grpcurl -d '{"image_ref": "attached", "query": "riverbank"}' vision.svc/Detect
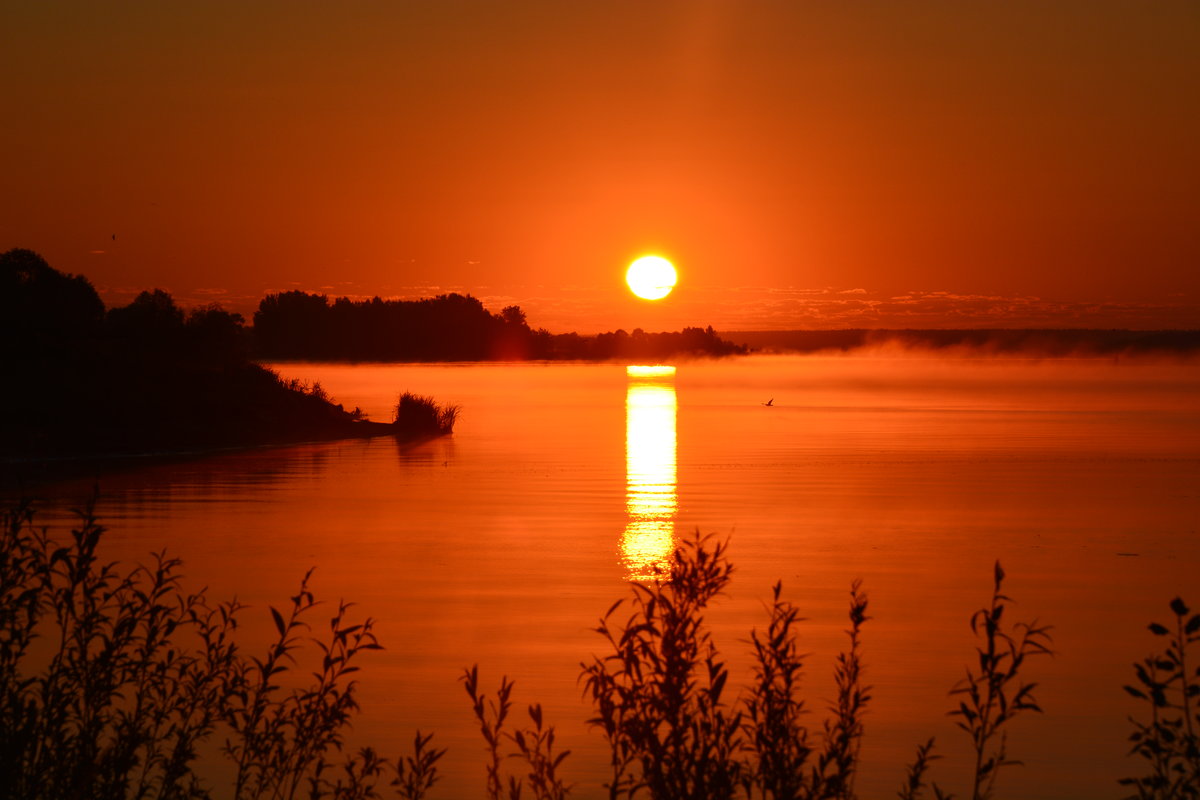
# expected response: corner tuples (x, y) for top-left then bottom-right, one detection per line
(0, 417), (443, 489)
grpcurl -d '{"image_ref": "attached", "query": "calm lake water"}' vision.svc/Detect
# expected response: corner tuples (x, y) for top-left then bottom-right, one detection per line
(22, 355), (1200, 798)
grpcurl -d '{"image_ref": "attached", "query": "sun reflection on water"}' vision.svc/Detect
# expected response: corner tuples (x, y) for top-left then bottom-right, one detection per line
(623, 365), (677, 580)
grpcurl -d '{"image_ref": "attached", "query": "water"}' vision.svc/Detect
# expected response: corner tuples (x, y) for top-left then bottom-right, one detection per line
(20, 354), (1200, 798)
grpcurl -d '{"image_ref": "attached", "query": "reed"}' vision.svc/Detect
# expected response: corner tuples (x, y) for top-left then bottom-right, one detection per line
(1120, 596), (1200, 799)
(0, 501), (443, 800)
(582, 534), (1055, 800)
(394, 391), (461, 435)
(741, 580), (812, 798)
(738, 575), (873, 800)
(9, 502), (1196, 800)
(393, 731), (447, 800)
(944, 561), (1054, 800)
(0, 499), (241, 799)
(581, 532), (741, 800)
(463, 666), (571, 800)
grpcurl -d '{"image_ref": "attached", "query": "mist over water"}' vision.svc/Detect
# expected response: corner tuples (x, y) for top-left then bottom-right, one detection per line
(22, 354), (1200, 799)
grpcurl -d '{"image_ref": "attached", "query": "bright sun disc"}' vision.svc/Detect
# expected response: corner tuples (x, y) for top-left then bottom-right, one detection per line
(626, 256), (677, 300)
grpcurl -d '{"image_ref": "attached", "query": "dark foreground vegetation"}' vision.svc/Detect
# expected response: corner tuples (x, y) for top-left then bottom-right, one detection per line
(727, 329), (1200, 357)
(393, 392), (460, 438)
(253, 290), (746, 361)
(0, 249), (455, 471)
(2, 503), (1196, 800)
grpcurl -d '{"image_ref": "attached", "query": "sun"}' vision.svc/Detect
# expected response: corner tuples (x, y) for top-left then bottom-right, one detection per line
(626, 256), (677, 300)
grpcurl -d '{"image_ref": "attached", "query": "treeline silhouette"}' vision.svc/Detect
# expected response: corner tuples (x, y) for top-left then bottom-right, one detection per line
(728, 328), (1200, 356)
(0, 249), (391, 467)
(253, 290), (746, 361)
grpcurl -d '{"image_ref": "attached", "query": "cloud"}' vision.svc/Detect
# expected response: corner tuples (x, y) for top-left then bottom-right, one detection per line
(642, 286), (1200, 332)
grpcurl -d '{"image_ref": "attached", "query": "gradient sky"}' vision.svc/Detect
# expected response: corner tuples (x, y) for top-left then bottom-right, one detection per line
(3, 2), (1198, 331)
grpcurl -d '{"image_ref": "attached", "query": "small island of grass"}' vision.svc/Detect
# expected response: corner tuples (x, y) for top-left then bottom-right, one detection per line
(393, 391), (460, 438)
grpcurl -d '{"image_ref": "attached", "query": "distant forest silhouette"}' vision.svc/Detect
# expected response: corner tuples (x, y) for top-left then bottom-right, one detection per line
(253, 290), (746, 361)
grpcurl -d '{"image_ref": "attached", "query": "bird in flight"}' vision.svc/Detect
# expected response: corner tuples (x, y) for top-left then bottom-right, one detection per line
(762, 398), (774, 407)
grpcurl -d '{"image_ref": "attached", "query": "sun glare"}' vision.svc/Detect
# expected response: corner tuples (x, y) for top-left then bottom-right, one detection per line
(624, 366), (677, 580)
(626, 256), (677, 300)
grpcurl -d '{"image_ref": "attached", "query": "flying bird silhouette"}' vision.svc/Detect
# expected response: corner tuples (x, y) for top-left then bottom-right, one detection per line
(762, 398), (774, 407)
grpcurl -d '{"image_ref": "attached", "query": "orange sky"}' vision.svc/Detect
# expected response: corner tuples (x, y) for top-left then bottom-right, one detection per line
(3, 2), (1198, 331)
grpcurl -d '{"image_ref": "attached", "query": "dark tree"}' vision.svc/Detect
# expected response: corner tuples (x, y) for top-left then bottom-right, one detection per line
(107, 289), (184, 334)
(500, 305), (527, 327)
(0, 248), (105, 358)
(254, 291), (331, 358)
(185, 304), (249, 366)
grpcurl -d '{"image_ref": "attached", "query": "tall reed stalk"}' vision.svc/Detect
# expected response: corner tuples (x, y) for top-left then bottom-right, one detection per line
(945, 561), (1053, 800)
(463, 666), (571, 800)
(1121, 597), (1200, 799)
(581, 533), (741, 800)
(740, 579), (872, 800)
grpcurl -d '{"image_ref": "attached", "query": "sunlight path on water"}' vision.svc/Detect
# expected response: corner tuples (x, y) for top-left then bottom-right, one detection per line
(624, 365), (677, 581)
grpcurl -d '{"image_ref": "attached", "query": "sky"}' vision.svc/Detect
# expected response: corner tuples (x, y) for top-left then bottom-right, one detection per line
(3, 1), (1198, 332)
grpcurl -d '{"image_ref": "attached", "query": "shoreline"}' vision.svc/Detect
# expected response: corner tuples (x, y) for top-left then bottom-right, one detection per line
(0, 420), (443, 490)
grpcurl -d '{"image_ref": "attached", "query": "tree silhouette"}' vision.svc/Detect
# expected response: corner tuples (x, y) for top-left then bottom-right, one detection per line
(0, 251), (384, 465)
(254, 290), (332, 359)
(0, 248), (104, 359)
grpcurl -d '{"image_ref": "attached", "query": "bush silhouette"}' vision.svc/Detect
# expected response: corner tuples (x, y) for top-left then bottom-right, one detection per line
(0, 248), (105, 359)
(12, 503), (1198, 799)
(393, 392), (460, 436)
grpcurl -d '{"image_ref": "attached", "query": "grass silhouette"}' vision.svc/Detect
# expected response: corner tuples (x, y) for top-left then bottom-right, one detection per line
(1, 504), (1192, 798)
(394, 392), (461, 437)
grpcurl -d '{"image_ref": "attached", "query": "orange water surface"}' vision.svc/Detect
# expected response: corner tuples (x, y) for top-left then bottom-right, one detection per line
(24, 355), (1200, 799)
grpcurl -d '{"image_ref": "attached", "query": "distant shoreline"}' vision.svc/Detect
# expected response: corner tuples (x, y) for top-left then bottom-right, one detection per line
(723, 328), (1200, 356)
